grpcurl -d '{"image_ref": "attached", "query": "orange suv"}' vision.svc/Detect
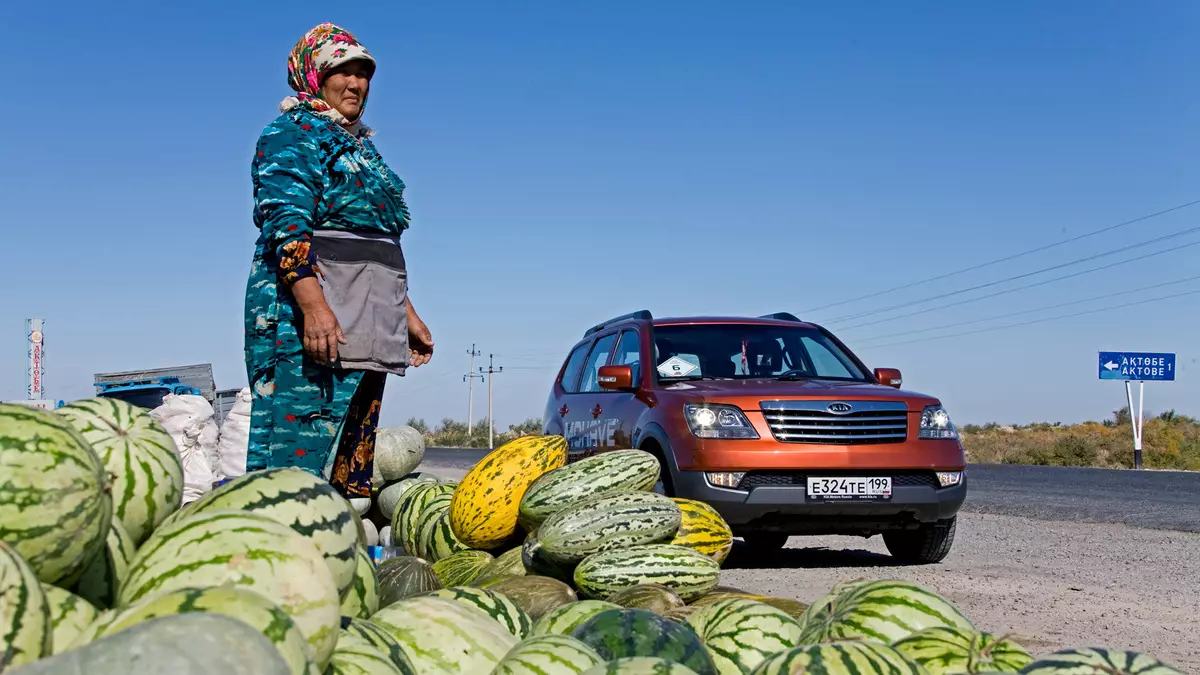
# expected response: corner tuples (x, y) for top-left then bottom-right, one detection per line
(541, 310), (967, 564)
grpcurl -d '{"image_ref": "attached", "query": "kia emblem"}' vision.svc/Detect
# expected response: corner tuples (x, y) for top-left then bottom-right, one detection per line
(827, 402), (853, 414)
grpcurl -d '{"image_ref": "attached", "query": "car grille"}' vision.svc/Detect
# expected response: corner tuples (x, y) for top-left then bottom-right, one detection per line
(759, 400), (909, 445)
(739, 470), (937, 490)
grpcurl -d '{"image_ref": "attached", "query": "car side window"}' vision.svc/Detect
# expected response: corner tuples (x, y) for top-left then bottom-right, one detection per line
(559, 342), (592, 393)
(578, 333), (618, 393)
(612, 330), (641, 383)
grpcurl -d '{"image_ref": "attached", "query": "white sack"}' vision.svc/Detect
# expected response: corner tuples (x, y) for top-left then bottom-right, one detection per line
(216, 387), (253, 481)
(150, 394), (219, 504)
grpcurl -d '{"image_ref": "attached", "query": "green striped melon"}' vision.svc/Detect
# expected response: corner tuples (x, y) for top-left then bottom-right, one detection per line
(519, 449), (661, 530)
(427, 586), (533, 638)
(94, 585), (317, 675)
(394, 481), (455, 556)
(538, 491), (682, 565)
(370, 595), (520, 674)
(341, 617), (417, 673)
(475, 545), (527, 585)
(488, 575), (579, 620)
(377, 473), (437, 522)
(689, 590), (766, 608)
(432, 549), (493, 587)
(56, 397), (184, 544)
(1, 540), (50, 668)
(606, 584), (684, 615)
(669, 498), (733, 564)
(522, 530), (577, 582)
(414, 493), (469, 561)
(160, 467), (360, 600)
(574, 544), (720, 602)
(686, 598), (801, 675)
(40, 584), (98, 656)
(569, 607), (717, 675)
(531, 600), (621, 636)
(662, 605), (700, 623)
(62, 608), (117, 652)
(0, 404), (112, 585)
(118, 509), (341, 669)
(797, 579), (974, 645)
(580, 657), (701, 674)
(493, 633), (604, 675)
(752, 641), (925, 674)
(326, 630), (405, 675)
(892, 625), (1033, 673)
(758, 597), (808, 620)
(341, 545), (380, 619)
(376, 556), (441, 608)
(69, 515), (136, 609)
(1020, 648), (1185, 675)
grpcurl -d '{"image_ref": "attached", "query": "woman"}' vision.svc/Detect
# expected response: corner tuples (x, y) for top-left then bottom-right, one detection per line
(244, 22), (433, 498)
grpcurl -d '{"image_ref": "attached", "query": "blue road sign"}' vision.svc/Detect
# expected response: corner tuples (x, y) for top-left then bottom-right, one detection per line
(1098, 351), (1176, 381)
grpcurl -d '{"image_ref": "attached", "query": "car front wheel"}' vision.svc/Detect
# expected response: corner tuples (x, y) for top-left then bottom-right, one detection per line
(741, 532), (789, 552)
(882, 516), (956, 564)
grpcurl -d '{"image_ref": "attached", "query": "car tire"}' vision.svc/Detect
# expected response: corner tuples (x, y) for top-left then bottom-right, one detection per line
(741, 533), (789, 552)
(882, 516), (956, 564)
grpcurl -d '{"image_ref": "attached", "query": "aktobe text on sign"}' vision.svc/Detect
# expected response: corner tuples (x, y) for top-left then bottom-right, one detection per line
(1098, 352), (1176, 382)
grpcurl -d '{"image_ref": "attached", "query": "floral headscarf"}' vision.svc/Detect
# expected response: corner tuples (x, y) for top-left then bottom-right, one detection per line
(280, 22), (376, 127)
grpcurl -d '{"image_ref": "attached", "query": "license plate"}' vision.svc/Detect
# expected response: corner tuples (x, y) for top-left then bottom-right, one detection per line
(806, 476), (892, 501)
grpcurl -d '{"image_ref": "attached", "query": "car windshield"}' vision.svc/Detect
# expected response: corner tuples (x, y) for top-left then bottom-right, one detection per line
(98, 387), (170, 410)
(651, 323), (870, 382)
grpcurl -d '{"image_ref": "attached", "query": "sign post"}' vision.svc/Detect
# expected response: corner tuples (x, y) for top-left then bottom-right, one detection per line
(1098, 351), (1176, 469)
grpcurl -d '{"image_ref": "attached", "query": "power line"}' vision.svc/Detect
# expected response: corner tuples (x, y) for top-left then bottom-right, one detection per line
(823, 224), (1200, 325)
(853, 274), (1200, 343)
(802, 198), (1200, 313)
(835, 238), (1200, 331)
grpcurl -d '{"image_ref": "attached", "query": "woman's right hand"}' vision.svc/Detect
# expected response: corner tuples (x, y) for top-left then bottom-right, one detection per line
(302, 306), (346, 365)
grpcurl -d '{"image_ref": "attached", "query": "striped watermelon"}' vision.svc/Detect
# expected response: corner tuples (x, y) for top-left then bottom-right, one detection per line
(1020, 648), (1185, 675)
(493, 634), (604, 675)
(580, 657), (701, 674)
(475, 545), (527, 586)
(40, 584), (98, 656)
(686, 598), (801, 675)
(94, 585), (318, 675)
(606, 584), (684, 615)
(518, 449), (661, 530)
(370, 595), (520, 673)
(662, 605), (700, 623)
(450, 435), (568, 549)
(0, 404), (112, 585)
(751, 641), (926, 675)
(797, 579), (974, 645)
(56, 397), (184, 544)
(758, 597), (808, 620)
(433, 549), (494, 588)
(569, 607), (717, 675)
(376, 556), (442, 607)
(427, 586), (533, 638)
(522, 530), (576, 582)
(538, 491), (682, 565)
(160, 467), (360, 599)
(488, 575), (579, 620)
(341, 617), (417, 673)
(415, 493), (470, 561)
(394, 481), (455, 556)
(118, 509), (341, 669)
(60, 608), (117, 652)
(531, 600), (621, 636)
(69, 515), (136, 609)
(1, 540), (50, 668)
(573, 544), (720, 602)
(669, 498), (733, 564)
(377, 473), (437, 522)
(892, 626), (1033, 673)
(326, 630), (405, 675)
(341, 545), (380, 619)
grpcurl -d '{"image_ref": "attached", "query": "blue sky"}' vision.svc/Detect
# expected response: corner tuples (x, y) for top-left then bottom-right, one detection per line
(1, 1), (1197, 429)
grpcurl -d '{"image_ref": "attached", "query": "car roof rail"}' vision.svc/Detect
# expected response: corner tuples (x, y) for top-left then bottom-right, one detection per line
(584, 310), (653, 337)
(758, 312), (802, 322)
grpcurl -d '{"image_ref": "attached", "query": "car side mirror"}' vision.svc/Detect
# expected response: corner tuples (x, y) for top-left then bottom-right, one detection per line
(598, 365), (635, 391)
(874, 367), (903, 388)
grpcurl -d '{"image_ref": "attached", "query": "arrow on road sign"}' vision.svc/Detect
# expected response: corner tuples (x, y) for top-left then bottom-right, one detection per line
(1104, 361), (1119, 371)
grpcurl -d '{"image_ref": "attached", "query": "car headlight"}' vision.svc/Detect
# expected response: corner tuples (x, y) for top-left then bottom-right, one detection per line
(684, 404), (759, 439)
(919, 405), (958, 440)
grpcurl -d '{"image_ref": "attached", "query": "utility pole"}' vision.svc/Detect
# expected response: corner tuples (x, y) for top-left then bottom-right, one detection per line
(464, 344), (483, 434)
(480, 354), (503, 449)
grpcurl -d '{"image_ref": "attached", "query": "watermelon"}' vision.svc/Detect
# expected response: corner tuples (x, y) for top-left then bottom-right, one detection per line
(662, 605), (700, 623)
(685, 598), (801, 675)
(40, 583), (98, 656)
(326, 630), (405, 675)
(427, 586), (533, 638)
(377, 474), (437, 522)
(118, 509), (341, 669)
(688, 590), (765, 608)
(159, 466), (360, 600)
(341, 617), (417, 673)
(669, 498), (733, 564)
(372, 426), (425, 484)
(371, 595), (520, 673)
(531, 600), (621, 636)
(569, 607), (717, 675)
(522, 530), (577, 582)
(1, 540), (50, 668)
(488, 575), (579, 620)
(376, 556), (441, 608)
(518, 449), (661, 530)
(394, 481), (455, 556)
(751, 641), (926, 675)
(475, 545), (528, 585)
(580, 658), (701, 674)
(574, 544), (720, 602)
(606, 584), (684, 615)
(341, 545), (380, 619)
(538, 490), (682, 565)
(797, 578), (974, 645)
(758, 597), (808, 620)
(415, 492), (470, 561)
(493, 634), (604, 675)
(432, 549), (493, 587)
(892, 625), (1033, 673)
(56, 397), (184, 544)
(1020, 648), (1185, 675)
(449, 435), (568, 550)
(0, 404), (113, 585)
(61, 608), (117, 652)
(69, 516), (136, 609)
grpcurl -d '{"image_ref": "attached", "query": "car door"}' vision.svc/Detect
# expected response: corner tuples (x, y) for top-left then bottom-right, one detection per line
(605, 329), (648, 451)
(562, 331), (619, 461)
(543, 340), (593, 437)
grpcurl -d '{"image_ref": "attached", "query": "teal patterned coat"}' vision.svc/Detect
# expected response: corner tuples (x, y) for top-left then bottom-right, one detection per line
(244, 102), (410, 494)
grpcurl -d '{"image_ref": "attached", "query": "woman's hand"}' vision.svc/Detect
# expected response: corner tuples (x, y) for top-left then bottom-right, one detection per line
(407, 299), (434, 367)
(303, 307), (347, 365)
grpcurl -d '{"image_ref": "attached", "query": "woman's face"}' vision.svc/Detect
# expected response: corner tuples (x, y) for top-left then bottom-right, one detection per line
(320, 60), (373, 120)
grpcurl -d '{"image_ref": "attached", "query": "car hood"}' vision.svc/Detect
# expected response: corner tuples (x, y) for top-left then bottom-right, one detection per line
(657, 378), (940, 411)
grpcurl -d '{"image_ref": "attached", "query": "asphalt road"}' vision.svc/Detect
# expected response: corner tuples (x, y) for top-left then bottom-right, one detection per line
(424, 448), (1200, 533)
